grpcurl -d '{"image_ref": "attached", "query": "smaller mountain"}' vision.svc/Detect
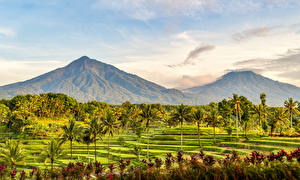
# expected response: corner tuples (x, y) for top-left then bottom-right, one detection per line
(0, 56), (190, 104)
(184, 71), (300, 106)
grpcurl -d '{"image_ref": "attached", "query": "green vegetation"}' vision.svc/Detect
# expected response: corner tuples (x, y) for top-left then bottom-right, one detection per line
(0, 92), (299, 179)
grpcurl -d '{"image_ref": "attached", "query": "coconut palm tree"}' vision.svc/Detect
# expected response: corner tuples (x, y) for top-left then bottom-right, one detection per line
(253, 104), (266, 134)
(207, 105), (222, 145)
(81, 129), (94, 163)
(284, 98), (299, 129)
(0, 140), (26, 168)
(260, 93), (267, 107)
(268, 108), (287, 136)
(229, 94), (242, 140)
(120, 105), (141, 132)
(140, 104), (160, 158)
(61, 119), (82, 160)
(171, 104), (192, 151)
(42, 138), (65, 172)
(87, 117), (102, 162)
(192, 108), (207, 150)
(101, 109), (120, 164)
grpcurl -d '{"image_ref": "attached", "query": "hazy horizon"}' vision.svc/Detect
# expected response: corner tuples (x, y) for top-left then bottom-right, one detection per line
(1, 0), (300, 88)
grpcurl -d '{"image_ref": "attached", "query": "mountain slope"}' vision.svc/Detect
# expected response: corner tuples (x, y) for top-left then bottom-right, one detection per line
(0, 56), (189, 104)
(184, 71), (300, 106)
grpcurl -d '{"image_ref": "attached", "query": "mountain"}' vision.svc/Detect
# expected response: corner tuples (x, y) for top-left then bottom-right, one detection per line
(0, 57), (299, 106)
(0, 56), (190, 104)
(184, 71), (300, 106)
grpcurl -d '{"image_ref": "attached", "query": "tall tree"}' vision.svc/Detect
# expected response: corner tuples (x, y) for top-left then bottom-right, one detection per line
(87, 117), (102, 162)
(101, 109), (120, 164)
(253, 104), (266, 135)
(120, 105), (141, 132)
(284, 98), (299, 129)
(239, 96), (253, 139)
(268, 108), (287, 136)
(192, 107), (207, 150)
(171, 104), (192, 151)
(61, 119), (82, 160)
(42, 138), (65, 172)
(207, 103), (222, 145)
(140, 104), (160, 158)
(229, 94), (242, 140)
(260, 93), (267, 107)
(81, 129), (94, 163)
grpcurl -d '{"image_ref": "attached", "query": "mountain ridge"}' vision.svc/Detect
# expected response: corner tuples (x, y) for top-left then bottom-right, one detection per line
(184, 71), (300, 106)
(0, 56), (189, 104)
(0, 56), (299, 106)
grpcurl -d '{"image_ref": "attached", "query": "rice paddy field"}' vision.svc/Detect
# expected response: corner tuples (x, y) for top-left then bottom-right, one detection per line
(1, 122), (300, 172)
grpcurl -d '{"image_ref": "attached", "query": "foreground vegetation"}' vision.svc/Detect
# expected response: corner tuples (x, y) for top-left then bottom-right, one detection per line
(1, 148), (300, 179)
(0, 92), (299, 179)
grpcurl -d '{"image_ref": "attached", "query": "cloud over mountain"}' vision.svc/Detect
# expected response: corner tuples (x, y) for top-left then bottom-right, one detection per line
(234, 48), (300, 85)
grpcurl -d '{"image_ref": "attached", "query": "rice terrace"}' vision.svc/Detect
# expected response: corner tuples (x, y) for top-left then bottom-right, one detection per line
(1, 0), (300, 179)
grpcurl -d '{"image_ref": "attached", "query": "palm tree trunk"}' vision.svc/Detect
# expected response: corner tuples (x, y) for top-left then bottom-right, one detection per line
(197, 122), (202, 150)
(290, 113), (293, 129)
(70, 140), (73, 160)
(51, 159), (54, 173)
(180, 120), (183, 151)
(213, 124), (216, 145)
(87, 144), (90, 163)
(239, 111), (241, 137)
(108, 135), (111, 164)
(94, 138), (97, 162)
(147, 127), (150, 158)
(236, 109), (238, 140)
(245, 123), (248, 139)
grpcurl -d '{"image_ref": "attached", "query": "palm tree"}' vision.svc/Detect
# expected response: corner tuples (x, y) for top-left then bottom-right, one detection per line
(207, 105), (222, 144)
(260, 93), (267, 107)
(229, 94), (241, 140)
(140, 104), (160, 158)
(284, 98), (299, 129)
(268, 108), (287, 136)
(81, 129), (94, 163)
(101, 109), (120, 164)
(192, 108), (207, 150)
(43, 138), (65, 172)
(0, 140), (26, 168)
(61, 119), (82, 160)
(171, 104), (192, 151)
(120, 105), (141, 132)
(87, 117), (102, 162)
(253, 104), (266, 134)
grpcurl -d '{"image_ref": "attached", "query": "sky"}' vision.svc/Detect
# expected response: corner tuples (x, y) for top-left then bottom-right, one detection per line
(0, 0), (300, 89)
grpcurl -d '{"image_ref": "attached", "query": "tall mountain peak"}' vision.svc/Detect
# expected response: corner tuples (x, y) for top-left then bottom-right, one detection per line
(0, 56), (187, 104)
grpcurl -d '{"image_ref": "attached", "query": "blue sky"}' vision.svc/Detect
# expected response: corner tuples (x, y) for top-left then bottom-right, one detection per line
(1, 0), (300, 88)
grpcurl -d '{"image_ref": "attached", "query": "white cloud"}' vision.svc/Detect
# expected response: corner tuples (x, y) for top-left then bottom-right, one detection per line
(0, 58), (65, 86)
(114, 24), (300, 88)
(0, 27), (15, 37)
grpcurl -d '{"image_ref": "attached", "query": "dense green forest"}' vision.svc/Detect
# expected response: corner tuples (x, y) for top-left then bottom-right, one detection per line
(0, 92), (299, 136)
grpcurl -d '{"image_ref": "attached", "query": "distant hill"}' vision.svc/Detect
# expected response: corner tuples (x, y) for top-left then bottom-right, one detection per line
(184, 71), (300, 106)
(0, 56), (189, 104)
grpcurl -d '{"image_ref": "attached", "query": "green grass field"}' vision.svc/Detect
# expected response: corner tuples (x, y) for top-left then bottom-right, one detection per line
(1, 124), (300, 172)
